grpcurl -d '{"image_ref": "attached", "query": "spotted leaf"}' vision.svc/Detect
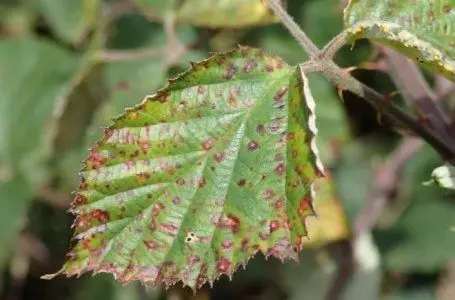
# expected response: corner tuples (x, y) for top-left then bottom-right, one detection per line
(43, 47), (324, 289)
(344, 0), (455, 80)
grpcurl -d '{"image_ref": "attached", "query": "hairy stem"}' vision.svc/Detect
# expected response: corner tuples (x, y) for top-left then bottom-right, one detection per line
(264, 0), (320, 58)
(321, 60), (455, 161)
(321, 31), (349, 60)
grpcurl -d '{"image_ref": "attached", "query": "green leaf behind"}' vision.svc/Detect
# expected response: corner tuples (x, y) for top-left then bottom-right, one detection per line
(344, 0), (455, 80)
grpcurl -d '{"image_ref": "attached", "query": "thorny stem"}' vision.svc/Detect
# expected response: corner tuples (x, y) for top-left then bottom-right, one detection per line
(267, 0), (455, 163)
(264, 0), (320, 58)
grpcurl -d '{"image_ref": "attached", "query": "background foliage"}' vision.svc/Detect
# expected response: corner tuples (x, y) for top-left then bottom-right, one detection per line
(0, 0), (454, 299)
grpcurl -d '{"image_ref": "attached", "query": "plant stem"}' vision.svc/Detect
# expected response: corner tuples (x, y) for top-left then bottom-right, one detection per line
(321, 60), (455, 161)
(321, 31), (349, 60)
(264, 0), (320, 58)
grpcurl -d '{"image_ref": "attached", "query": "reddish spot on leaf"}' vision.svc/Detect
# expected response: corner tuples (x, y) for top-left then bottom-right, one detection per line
(269, 220), (280, 233)
(263, 189), (275, 199)
(73, 194), (87, 207)
(256, 124), (265, 135)
(144, 240), (159, 250)
(223, 64), (237, 79)
(91, 209), (110, 223)
(247, 141), (259, 152)
(217, 258), (231, 274)
(275, 163), (286, 176)
(222, 214), (240, 233)
(173, 197), (181, 205)
(237, 179), (246, 187)
(86, 151), (107, 170)
(298, 196), (311, 216)
(241, 238), (249, 252)
(214, 152), (225, 163)
(265, 65), (274, 72)
(202, 137), (216, 150)
(152, 202), (165, 217)
(176, 178), (186, 185)
(198, 177), (207, 188)
(221, 240), (234, 250)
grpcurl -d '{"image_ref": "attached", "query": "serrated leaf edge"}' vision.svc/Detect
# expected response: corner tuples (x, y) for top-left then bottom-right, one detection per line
(43, 46), (326, 290)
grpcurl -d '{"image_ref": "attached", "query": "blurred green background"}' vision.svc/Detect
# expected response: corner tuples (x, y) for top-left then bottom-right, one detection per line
(0, 0), (454, 299)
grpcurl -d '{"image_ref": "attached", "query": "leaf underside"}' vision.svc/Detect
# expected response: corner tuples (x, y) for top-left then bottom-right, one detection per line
(45, 46), (324, 289)
(344, 0), (455, 81)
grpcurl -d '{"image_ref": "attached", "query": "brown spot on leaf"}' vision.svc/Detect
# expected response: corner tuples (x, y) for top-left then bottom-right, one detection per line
(247, 141), (259, 152)
(176, 178), (186, 185)
(198, 177), (207, 188)
(240, 238), (249, 252)
(86, 151), (107, 170)
(217, 258), (231, 274)
(156, 92), (170, 103)
(243, 60), (257, 73)
(270, 220), (280, 233)
(263, 189), (275, 199)
(223, 64), (237, 79)
(221, 240), (234, 250)
(274, 87), (289, 102)
(144, 240), (159, 250)
(298, 196), (311, 216)
(73, 194), (87, 207)
(202, 137), (216, 150)
(265, 65), (274, 72)
(172, 196), (181, 205)
(220, 214), (240, 233)
(152, 202), (165, 217)
(91, 209), (110, 223)
(256, 124), (265, 135)
(214, 152), (225, 163)
(237, 179), (246, 187)
(275, 163), (285, 176)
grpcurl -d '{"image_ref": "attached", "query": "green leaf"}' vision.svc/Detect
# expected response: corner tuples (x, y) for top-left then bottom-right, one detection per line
(29, 0), (100, 44)
(376, 145), (455, 271)
(0, 37), (79, 185)
(47, 47), (325, 289)
(344, 0), (455, 81)
(429, 164), (455, 191)
(0, 173), (33, 265)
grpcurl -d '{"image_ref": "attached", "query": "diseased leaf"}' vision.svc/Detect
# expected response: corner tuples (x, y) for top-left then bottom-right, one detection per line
(344, 0), (455, 80)
(45, 47), (325, 289)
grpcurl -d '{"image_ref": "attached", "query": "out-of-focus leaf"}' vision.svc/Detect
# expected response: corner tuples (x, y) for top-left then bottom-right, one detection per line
(308, 73), (349, 165)
(177, 0), (281, 28)
(280, 249), (382, 300)
(376, 145), (455, 271)
(385, 287), (437, 300)
(428, 164), (455, 191)
(344, 0), (455, 80)
(133, 0), (176, 19)
(304, 177), (349, 248)
(0, 5), (35, 37)
(0, 37), (79, 185)
(29, 0), (100, 44)
(46, 47), (325, 289)
(134, 0), (282, 28)
(0, 173), (33, 265)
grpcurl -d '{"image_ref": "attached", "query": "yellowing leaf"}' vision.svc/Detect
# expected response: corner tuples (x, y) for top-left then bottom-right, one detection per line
(344, 0), (455, 81)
